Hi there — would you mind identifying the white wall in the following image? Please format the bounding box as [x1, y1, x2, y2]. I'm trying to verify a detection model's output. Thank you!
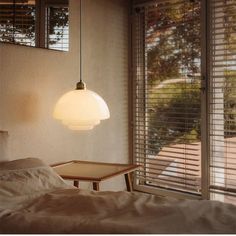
[0, 0, 129, 190]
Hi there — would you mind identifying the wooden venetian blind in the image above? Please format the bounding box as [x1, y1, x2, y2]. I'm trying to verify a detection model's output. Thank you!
[209, 0, 236, 203]
[0, 0, 69, 51]
[0, 0, 36, 46]
[132, 0, 203, 197]
[46, 2, 69, 51]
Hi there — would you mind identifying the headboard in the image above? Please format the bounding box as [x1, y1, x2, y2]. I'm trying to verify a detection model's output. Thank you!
[0, 131, 8, 161]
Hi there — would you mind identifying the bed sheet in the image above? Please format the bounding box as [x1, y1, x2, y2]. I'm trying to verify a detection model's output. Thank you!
[0, 158, 236, 234]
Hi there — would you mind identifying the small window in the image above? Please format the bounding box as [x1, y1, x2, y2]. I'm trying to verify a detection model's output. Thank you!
[0, 0, 69, 51]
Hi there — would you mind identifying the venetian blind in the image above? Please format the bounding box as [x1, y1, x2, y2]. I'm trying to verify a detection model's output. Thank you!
[132, 0, 203, 197]
[0, 0, 36, 46]
[45, 0, 69, 51]
[209, 0, 236, 203]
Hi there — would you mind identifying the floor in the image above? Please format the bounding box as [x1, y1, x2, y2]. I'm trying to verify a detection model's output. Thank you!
[143, 137, 236, 204]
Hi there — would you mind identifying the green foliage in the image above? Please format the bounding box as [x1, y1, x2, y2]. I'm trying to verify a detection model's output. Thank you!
[147, 0, 201, 85]
[144, 0, 236, 154]
[145, 0, 202, 154]
[224, 71, 236, 135]
[223, 1, 236, 136]
[148, 82, 201, 153]
[224, 0, 236, 53]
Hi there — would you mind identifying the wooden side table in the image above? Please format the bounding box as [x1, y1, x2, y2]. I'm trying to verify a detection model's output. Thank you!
[52, 160, 140, 191]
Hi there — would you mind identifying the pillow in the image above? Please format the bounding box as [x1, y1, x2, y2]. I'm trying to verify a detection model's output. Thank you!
[0, 157, 71, 199]
[0, 157, 46, 171]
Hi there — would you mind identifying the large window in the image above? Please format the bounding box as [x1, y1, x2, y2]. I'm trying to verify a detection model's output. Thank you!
[132, 0, 236, 203]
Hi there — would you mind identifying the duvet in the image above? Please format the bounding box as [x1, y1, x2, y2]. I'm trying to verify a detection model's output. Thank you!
[0, 158, 236, 234]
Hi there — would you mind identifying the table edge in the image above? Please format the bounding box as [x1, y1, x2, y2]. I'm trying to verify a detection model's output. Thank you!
[51, 160, 141, 182]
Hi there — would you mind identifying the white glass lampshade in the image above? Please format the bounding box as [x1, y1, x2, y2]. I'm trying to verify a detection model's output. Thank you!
[53, 88, 110, 130]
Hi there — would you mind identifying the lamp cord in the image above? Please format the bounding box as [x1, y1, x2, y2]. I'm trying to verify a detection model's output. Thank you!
[80, 0, 82, 83]
[76, 0, 85, 89]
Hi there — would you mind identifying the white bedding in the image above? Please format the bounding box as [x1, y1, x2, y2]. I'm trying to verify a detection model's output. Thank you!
[0, 158, 236, 234]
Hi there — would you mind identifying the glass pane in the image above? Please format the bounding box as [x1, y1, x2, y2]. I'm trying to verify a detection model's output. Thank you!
[134, 0, 202, 195]
[209, 0, 236, 204]
[46, 1, 69, 51]
[0, 0, 36, 46]
[0, 0, 69, 51]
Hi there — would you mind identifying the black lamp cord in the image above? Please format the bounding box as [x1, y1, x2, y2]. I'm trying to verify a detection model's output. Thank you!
[76, 0, 85, 90]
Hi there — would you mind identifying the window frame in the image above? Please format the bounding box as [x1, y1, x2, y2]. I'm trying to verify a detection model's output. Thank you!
[129, 0, 222, 200]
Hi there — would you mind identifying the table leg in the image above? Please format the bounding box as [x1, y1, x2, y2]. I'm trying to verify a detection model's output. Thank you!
[74, 180, 79, 188]
[125, 173, 133, 192]
[93, 182, 100, 191]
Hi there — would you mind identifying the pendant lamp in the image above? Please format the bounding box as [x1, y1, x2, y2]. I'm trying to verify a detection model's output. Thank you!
[53, 0, 110, 130]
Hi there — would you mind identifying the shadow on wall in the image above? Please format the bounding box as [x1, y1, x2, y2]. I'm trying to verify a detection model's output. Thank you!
[7, 92, 39, 124]
[0, 92, 39, 161]
[0, 131, 9, 161]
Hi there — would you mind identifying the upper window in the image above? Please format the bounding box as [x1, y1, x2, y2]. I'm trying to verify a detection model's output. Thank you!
[0, 0, 69, 51]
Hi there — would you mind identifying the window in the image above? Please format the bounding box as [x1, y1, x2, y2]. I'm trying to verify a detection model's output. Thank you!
[0, 0, 36, 46]
[0, 0, 69, 51]
[132, 0, 236, 203]
[209, 0, 236, 203]
[46, 3, 69, 51]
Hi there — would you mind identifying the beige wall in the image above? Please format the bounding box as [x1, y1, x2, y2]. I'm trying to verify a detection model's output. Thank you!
[0, 0, 129, 190]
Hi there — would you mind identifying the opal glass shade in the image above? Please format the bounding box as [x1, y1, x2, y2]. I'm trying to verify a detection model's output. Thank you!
[53, 89, 110, 130]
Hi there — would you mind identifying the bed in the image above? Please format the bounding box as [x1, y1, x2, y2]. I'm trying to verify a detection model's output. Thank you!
[0, 157, 236, 234]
